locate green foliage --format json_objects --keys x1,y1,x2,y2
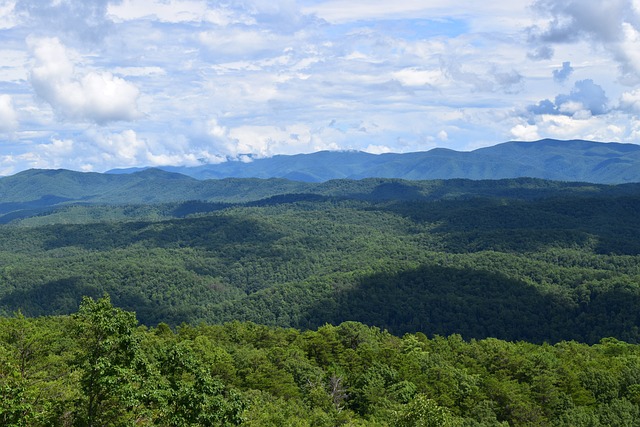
[
  {"x1": 3, "y1": 309, "x2": 640, "y2": 426},
  {"x1": 394, "y1": 394, "x2": 460, "y2": 427},
  {"x1": 151, "y1": 340, "x2": 245, "y2": 426},
  {"x1": 1, "y1": 178, "x2": 640, "y2": 343},
  {"x1": 4, "y1": 175, "x2": 640, "y2": 424},
  {"x1": 72, "y1": 295, "x2": 149, "y2": 426}
]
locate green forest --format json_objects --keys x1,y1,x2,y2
[
  {"x1": 3, "y1": 295, "x2": 640, "y2": 426},
  {"x1": 1, "y1": 176, "x2": 640, "y2": 425}
]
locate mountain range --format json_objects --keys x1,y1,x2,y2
[
  {"x1": 108, "y1": 139, "x2": 640, "y2": 183},
  {"x1": 1, "y1": 138, "x2": 640, "y2": 224}
]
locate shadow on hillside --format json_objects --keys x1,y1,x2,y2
[
  {"x1": 169, "y1": 200, "x2": 232, "y2": 217},
  {"x1": 380, "y1": 197, "x2": 640, "y2": 255},
  {"x1": 0, "y1": 277, "x2": 101, "y2": 317},
  {"x1": 300, "y1": 264, "x2": 640, "y2": 344},
  {"x1": 0, "y1": 195, "x2": 73, "y2": 215},
  {"x1": 41, "y1": 215, "x2": 284, "y2": 253},
  {"x1": 0, "y1": 276, "x2": 200, "y2": 326},
  {"x1": 340, "y1": 181, "x2": 426, "y2": 201}
]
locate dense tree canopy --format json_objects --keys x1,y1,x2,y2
[
  {"x1": 2, "y1": 297, "x2": 640, "y2": 426},
  {"x1": 1, "y1": 178, "x2": 639, "y2": 343},
  {"x1": 2, "y1": 177, "x2": 640, "y2": 424}
]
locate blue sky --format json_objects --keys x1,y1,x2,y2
[{"x1": 1, "y1": 0, "x2": 640, "y2": 174}]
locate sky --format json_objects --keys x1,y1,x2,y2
[{"x1": 1, "y1": 0, "x2": 640, "y2": 174}]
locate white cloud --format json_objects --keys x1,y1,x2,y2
[
  {"x1": 0, "y1": 49, "x2": 28, "y2": 82},
  {"x1": 528, "y1": 79, "x2": 609, "y2": 116},
  {"x1": 511, "y1": 123, "x2": 541, "y2": 140},
  {"x1": 28, "y1": 37, "x2": 142, "y2": 124},
  {"x1": 26, "y1": 129, "x2": 199, "y2": 172},
  {"x1": 392, "y1": 68, "x2": 447, "y2": 87},
  {"x1": 363, "y1": 144, "x2": 392, "y2": 154},
  {"x1": 0, "y1": 0, "x2": 17, "y2": 29},
  {"x1": 618, "y1": 22, "x2": 640, "y2": 83},
  {"x1": 301, "y1": 0, "x2": 511, "y2": 25},
  {"x1": 91, "y1": 129, "x2": 148, "y2": 164},
  {"x1": 530, "y1": 0, "x2": 640, "y2": 83},
  {"x1": 0, "y1": 137, "x2": 76, "y2": 174},
  {"x1": 228, "y1": 124, "x2": 316, "y2": 157},
  {"x1": 303, "y1": 0, "x2": 449, "y2": 23},
  {"x1": 112, "y1": 66, "x2": 166, "y2": 77},
  {"x1": 511, "y1": 111, "x2": 637, "y2": 143},
  {"x1": 15, "y1": 0, "x2": 113, "y2": 42},
  {"x1": 304, "y1": 0, "x2": 532, "y2": 34},
  {"x1": 108, "y1": 0, "x2": 208, "y2": 23},
  {"x1": 0, "y1": 94, "x2": 18, "y2": 132},
  {"x1": 620, "y1": 89, "x2": 640, "y2": 114},
  {"x1": 108, "y1": 0, "x2": 307, "y2": 29},
  {"x1": 37, "y1": 138, "x2": 76, "y2": 167},
  {"x1": 440, "y1": 58, "x2": 524, "y2": 94},
  {"x1": 198, "y1": 28, "x2": 286, "y2": 58}
]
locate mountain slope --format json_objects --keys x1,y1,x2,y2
[
  {"x1": 2, "y1": 180, "x2": 640, "y2": 344},
  {"x1": 5, "y1": 165, "x2": 640, "y2": 224},
  {"x1": 109, "y1": 139, "x2": 640, "y2": 183}
]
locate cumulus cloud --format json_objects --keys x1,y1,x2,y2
[
  {"x1": 529, "y1": 0, "x2": 640, "y2": 83},
  {"x1": 553, "y1": 61, "x2": 573, "y2": 83},
  {"x1": 0, "y1": 94, "x2": 18, "y2": 132},
  {"x1": 28, "y1": 37, "x2": 142, "y2": 124},
  {"x1": 527, "y1": 79, "x2": 608, "y2": 117}
]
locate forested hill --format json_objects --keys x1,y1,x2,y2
[
  {"x1": 2, "y1": 178, "x2": 640, "y2": 425},
  {"x1": 1, "y1": 176, "x2": 640, "y2": 345},
  {"x1": 2, "y1": 168, "x2": 640, "y2": 224},
  {"x1": 108, "y1": 139, "x2": 640, "y2": 183}
]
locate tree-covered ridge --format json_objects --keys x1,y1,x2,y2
[
  {"x1": 109, "y1": 139, "x2": 640, "y2": 184},
  {"x1": 2, "y1": 296, "x2": 640, "y2": 426},
  {"x1": 1, "y1": 180, "x2": 639, "y2": 343},
  {"x1": 2, "y1": 169, "x2": 640, "y2": 224}
]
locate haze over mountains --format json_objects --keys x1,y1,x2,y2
[{"x1": 107, "y1": 139, "x2": 640, "y2": 184}]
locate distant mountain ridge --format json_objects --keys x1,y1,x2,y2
[
  {"x1": 1, "y1": 138, "x2": 640, "y2": 224},
  {"x1": 107, "y1": 139, "x2": 640, "y2": 184}
]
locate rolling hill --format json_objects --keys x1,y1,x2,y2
[{"x1": 2, "y1": 166, "x2": 640, "y2": 225}]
